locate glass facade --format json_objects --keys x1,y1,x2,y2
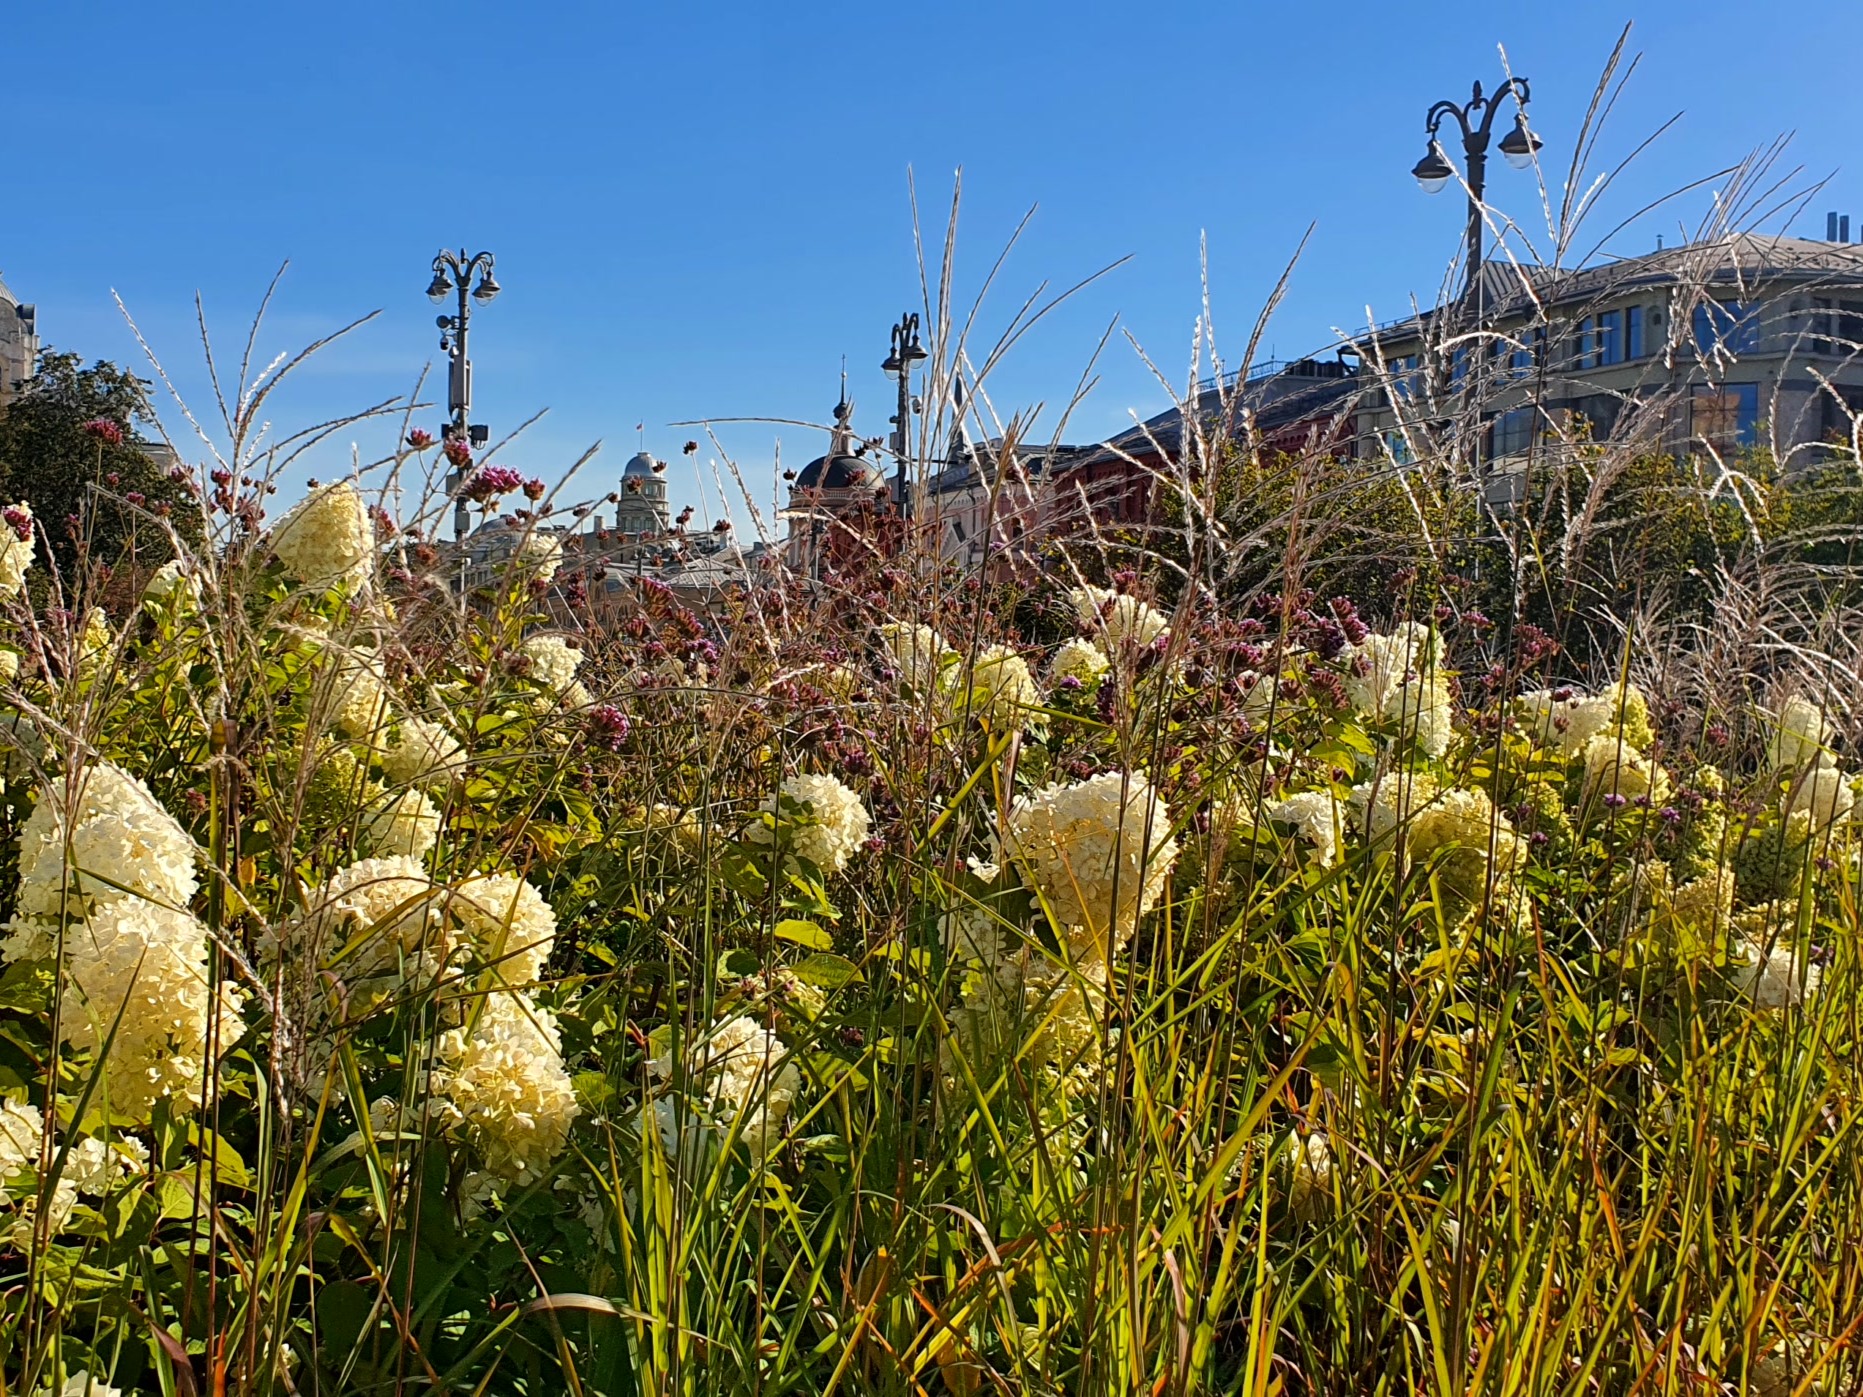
[
  {"x1": 1689, "y1": 383, "x2": 1759, "y2": 451},
  {"x1": 1693, "y1": 302, "x2": 1762, "y2": 356}
]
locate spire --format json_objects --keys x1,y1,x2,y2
[
  {"x1": 829, "y1": 375, "x2": 854, "y2": 458},
  {"x1": 946, "y1": 371, "x2": 974, "y2": 469}
]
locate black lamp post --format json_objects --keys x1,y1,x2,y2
[
  {"x1": 427, "y1": 248, "x2": 500, "y2": 541},
  {"x1": 1411, "y1": 79, "x2": 1540, "y2": 302},
  {"x1": 881, "y1": 311, "x2": 927, "y2": 521}
]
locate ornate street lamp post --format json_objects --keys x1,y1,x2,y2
[
  {"x1": 1410, "y1": 79, "x2": 1541, "y2": 490},
  {"x1": 426, "y1": 249, "x2": 501, "y2": 542},
  {"x1": 1411, "y1": 79, "x2": 1540, "y2": 303},
  {"x1": 881, "y1": 311, "x2": 927, "y2": 522}
]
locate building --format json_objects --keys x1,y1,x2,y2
[
  {"x1": 613, "y1": 450, "x2": 672, "y2": 537},
  {"x1": 1353, "y1": 230, "x2": 1863, "y2": 495},
  {"x1": 780, "y1": 391, "x2": 894, "y2": 575},
  {"x1": 0, "y1": 270, "x2": 40, "y2": 410}
]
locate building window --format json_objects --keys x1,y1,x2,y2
[
  {"x1": 1625, "y1": 305, "x2": 1645, "y2": 360},
  {"x1": 1388, "y1": 353, "x2": 1422, "y2": 403},
  {"x1": 1506, "y1": 327, "x2": 1542, "y2": 379},
  {"x1": 1491, "y1": 407, "x2": 1537, "y2": 457},
  {"x1": 1382, "y1": 428, "x2": 1415, "y2": 465},
  {"x1": 1449, "y1": 346, "x2": 1470, "y2": 392},
  {"x1": 1571, "y1": 394, "x2": 1620, "y2": 439},
  {"x1": 1693, "y1": 301, "x2": 1762, "y2": 356},
  {"x1": 1809, "y1": 298, "x2": 1863, "y2": 357},
  {"x1": 1690, "y1": 383, "x2": 1759, "y2": 452}
]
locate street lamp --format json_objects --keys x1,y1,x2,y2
[
  {"x1": 881, "y1": 311, "x2": 928, "y2": 522},
  {"x1": 427, "y1": 248, "x2": 500, "y2": 541},
  {"x1": 1411, "y1": 79, "x2": 1539, "y2": 301}
]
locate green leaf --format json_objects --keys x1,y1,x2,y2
[
  {"x1": 773, "y1": 919, "x2": 833, "y2": 951},
  {"x1": 792, "y1": 952, "x2": 861, "y2": 989}
]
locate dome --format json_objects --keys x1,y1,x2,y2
[
  {"x1": 623, "y1": 451, "x2": 659, "y2": 477},
  {"x1": 795, "y1": 451, "x2": 880, "y2": 491}
]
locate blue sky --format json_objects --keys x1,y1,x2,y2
[{"x1": 7, "y1": 1, "x2": 1861, "y2": 536}]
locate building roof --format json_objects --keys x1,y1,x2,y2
[
  {"x1": 1366, "y1": 234, "x2": 1863, "y2": 345},
  {"x1": 623, "y1": 450, "x2": 661, "y2": 478},
  {"x1": 795, "y1": 451, "x2": 882, "y2": 491}
]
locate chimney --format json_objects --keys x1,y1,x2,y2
[{"x1": 1829, "y1": 212, "x2": 1839, "y2": 241}]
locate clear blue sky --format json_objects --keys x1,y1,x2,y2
[{"x1": 7, "y1": 1, "x2": 1860, "y2": 536}]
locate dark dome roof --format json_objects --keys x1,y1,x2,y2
[
  {"x1": 623, "y1": 451, "x2": 658, "y2": 477},
  {"x1": 795, "y1": 451, "x2": 880, "y2": 490}
]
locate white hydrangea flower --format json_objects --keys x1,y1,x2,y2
[
  {"x1": 1581, "y1": 734, "x2": 1672, "y2": 807},
  {"x1": 522, "y1": 634, "x2": 587, "y2": 704},
  {"x1": 142, "y1": 558, "x2": 200, "y2": 611},
  {"x1": 1769, "y1": 695, "x2": 1834, "y2": 773},
  {"x1": 0, "y1": 1096, "x2": 46, "y2": 1178},
  {"x1": 878, "y1": 622, "x2": 953, "y2": 690},
  {"x1": 288, "y1": 855, "x2": 449, "y2": 979},
  {"x1": 1266, "y1": 790, "x2": 1344, "y2": 868},
  {"x1": 1048, "y1": 637, "x2": 1110, "y2": 688},
  {"x1": 1738, "y1": 942, "x2": 1821, "y2": 1010},
  {"x1": 1785, "y1": 763, "x2": 1855, "y2": 832},
  {"x1": 6, "y1": 762, "x2": 200, "y2": 939},
  {"x1": 1283, "y1": 1129, "x2": 1333, "y2": 1211},
  {"x1": 57, "y1": 1371, "x2": 124, "y2": 1397},
  {"x1": 60, "y1": 899, "x2": 247, "y2": 1121},
  {"x1": 1069, "y1": 585, "x2": 1169, "y2": 652},
  {"x1": 745, "y1": 772, "x2": 871, "y2": 876},
  {"x1": 1342, "y1": 622, "x2": 1437, "y2": 716},
  {"x1": 1384, "y1": 675, "x2": 1454, "y2": 759},
  {"x1": 948, "y1": 946, "x2": 1109, "y2": 1074},
  {"x1": 0, "y1": 1174, "x2": 78, "y2": 1251},
  {"x1": 964, "y1": 644, "x2": 1042, "y2": 727},
  {"x1": 381, "y1": 714, "x2": 466, "y2": 788},
  {"x1": 0, "y1": 501, "x2": 34, "y2": 600},
  {"x1": 1519, "y1": 682, "x2": 1653, "y2": 757},
  {"x1": 514, "y1": 530, "x2": 563, "y2": 583},
  {"x1": 1349, "y1": 769, "x2": 1441, "y2": 845},
  {"x1": 451, "y1": 873, "x2": 558, "y2": 985},
  {"x1": 362, "y1": 786, "x2": 441, "y2": 861},
  {"x1": 1404, "y1": 787, "x2": 1527, "y2": 892},
  {"x1": 651, "y1": 1013, "x2": 800, "y2": 1158},
  {"x1": 1004, "y1": 771, "x2": 1178, "y2": 956},
  {"x1": 61, "y1": 1133, "x2": 147, "y2": 1195},
  {"x1": 325, "y1": 646, "x2": 394, "y2": 742},
  {"x1": 77, "y1": 608, "x2": 112, "y2": 669},
  {"x1": 0, "y1": 648, "x2": 17, "y2": 685},
  {"x1": 270, "y1": 480, "x2": 375, "y2": 591},
  {"x1": 430, "y1": 989, "x2": 578, "y2": 1184}
]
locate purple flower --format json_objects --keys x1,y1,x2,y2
[
  {"x1": 2, "y1": 508, "x2": 32, "y2": 542},
  {"x1": 81, "y1": 418, "x2": 124, "y2": 447},
  {"x1": 588, "y1": 704, "x2": 631, "y2": 750},
  {"x1": 464, "y1": 465, "x2": 526, "y2": 503},
  {"x1": 1602, "y1": 793, "x2": 1627, "y2": 809}
]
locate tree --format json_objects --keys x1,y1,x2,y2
[{"x1": 0, "y1": 349, "x2": 202, "y2": 598}]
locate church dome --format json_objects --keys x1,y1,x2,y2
[
  {"x1": 795, "y1": 451, "x2": 880, "y2": 491},
  {"x1": 623, "y1": 451, "x2": 659, "y2": 477}
]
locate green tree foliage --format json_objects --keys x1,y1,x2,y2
[{"x1": 0, "y1": 350, "x2": 201, "y2": 595}]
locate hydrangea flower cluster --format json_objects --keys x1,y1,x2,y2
[
  {"x1": 879, "y1": 621, "x2": 953, "y2": 691},
  {"x1": 745, "y1": 772, "x2": 872, "y2": 876},
  {"x1": 270, "y1": 480, "x2": 376, "y2": 591},
  {"x1": 2, "y1": 762, "x2": 244, "y2": 1120},
  {"x1": 522, "y1": 633, "x2": 591, "y2": 707},
  {"x1": 431, "y1": 989, "x2": 579, "y2": 1185},
  {"x1": 647, "y1": 1012, "x2": 801, "y2": 1159},
  {"x1": 1069, "y1": 585, "x2": 1170, "y2": 653}
]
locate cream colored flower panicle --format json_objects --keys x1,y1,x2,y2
[
  {"x1": 879, "y1": 622, "x2": 953, "y2": 690},
  {"x1": 1004, "y1": 771, "x2": 1178, "y2": 954},
  {"x1": 1049, "y1": 637, "x2": 1111, "y2": 687},
  {"x1": 1518, "y1": 681, "x2": 1655, "y2": 756},
  {"x1": 1266, "y1": 790, "x2": 1345, "y2": 868},
  {"x1": 1405, "y1": 787, "x2": 1527, "y2": 902},
  {"x1": 522, "y1": 634, "x2": 589, "y2": 706},
  {"x1": 325, "y1": 646, "x2": 394, "y2": 742},
  {"x1": 965, "y1": 644, "x2": 1042, "y2": 727},
  {"x1": 1785, "y1": 762, "x2": 1855, "y2": 832},
  {"x1": 1581, "y1": 734, "x2": 1672, "y2": 807},
  {"x1": 0, "y1": 1096, "x2": 45, "y2": 1178},
  {"x1": 60, "y1": 899, "x2": 246, "y2": 1120},
  {"x1": 452, "y1": 872, "x2": 558, "y2": 985},
  {"x1": 1070, "y1": 585, "x2": 1170, "y2": 653},
  {"x1": 381, "y1": 713, "x2": 466, "y2": 788},
  {"x1": 287, "y1": 855, "x2": 449, "y2": 979},
  {"x1": 271, "y1": 480, "x2": 375, "y2": 591},
  {"x1": 1384, "y1": 674, "x2": 1454, "y2": 759},
  {"x1": 431, "y1": 989, "x2": 578, "y2": 1183},
  {"x1": 7, "y1": 763, "x2": 200, "y2": 941},
  {"x1": 361, "y1": 787, "x2": 442, "y2": 861},
  {"x1": 513, "y1": 529, "x2": 563, "y2": 584},
  {"x1": 948, "y1": 946, "x2": 1108, "y2": 1074},
  {"x1": 1350, "y1": 769, "x2": 1441, "y2": 845},
  {"x1": 1739, "y1": 941, "x2": 1821, "y2": 1010},
  {"x1": 0, "y1": 502, "x2": 34, "y2": 599},
  {"x1": 651, "y1": 1013, "x2": 801, "y2": 1157},
  {"x1": 142, "y1": 558, "x2": 201, "y2": 611},
  {"x1": 745, "y1": 771, "x2": 871, "y2": 876},
  {"x1": 1342, "y1": 622, "x2": 1437, "y2": 716},
  {"x1": 1769, "y1": 695, "x2": 1834, "y2": 773}
]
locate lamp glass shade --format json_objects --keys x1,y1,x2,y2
[
  {"x1": 1498, "y1": 116, "x2": 1541, "y2": 169},
  {"x1": 1412, "y1": 145, "x2": 1455, "y2": 193},
  {"x1": 426, "y1": 273, "x2": 451, "y2": 303},
  {"x1": 472, "y1": 273, "x2": 501, "y2": 302}
]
